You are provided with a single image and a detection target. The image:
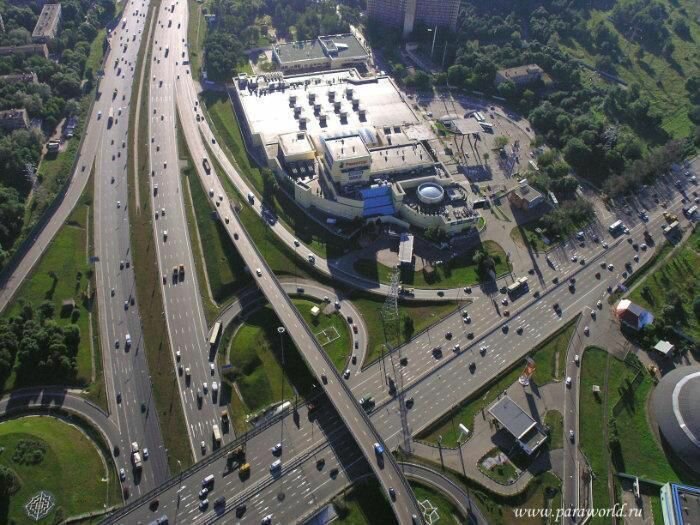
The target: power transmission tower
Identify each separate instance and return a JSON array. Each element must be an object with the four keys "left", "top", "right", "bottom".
[
  {"left": 380, "top": 265, "right": 412, "bottom": 453},
  {"left": 380, "top": 265, "right": 401, "bottom": 349}
]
